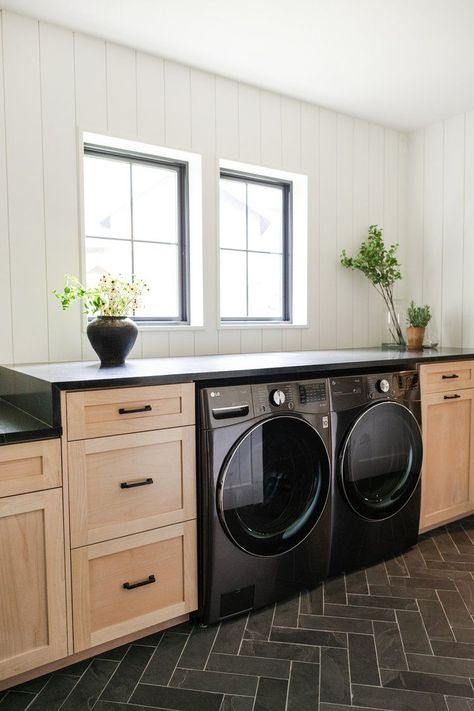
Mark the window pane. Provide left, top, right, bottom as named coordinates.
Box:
left=220, top=179, right=247, bottom=250
left=86, top=237, right=132, bottom=286
left=248, top=252, right=283, bottom=318
left=132, top=164, right=178, bottom=243
left=84, top=156, right=131, bottom=239
left=133, top=242, right=180, bottom=318
left=247, top=183, right=283, bottom=254
left=220, top=250, right=247, bottom=318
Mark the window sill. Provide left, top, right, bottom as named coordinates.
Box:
left=218, top=322, right=308, bottom=330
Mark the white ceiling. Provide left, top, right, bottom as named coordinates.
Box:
left=2, top=0, right=474, bottom=131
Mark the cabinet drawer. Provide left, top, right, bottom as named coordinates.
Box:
left=66, top=383, right=195, bottom=440
left=0, top=439, right=61, bottom=498
left=71, top=521, right=197, bottom=652
left=419, top=360, right=474, bottom=394
left=69, top=427, right=196, bottom=547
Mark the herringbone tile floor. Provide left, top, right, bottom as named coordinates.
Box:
left=4, top=518, right=474, bottom=710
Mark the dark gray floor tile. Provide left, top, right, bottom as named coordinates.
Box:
left=11, top=674, right=52, bottom=694
left=454, top=627, right=474, bottom=643
left=170, top=620, right=195, bottom=634
left=101, top=644, right=154, bottom=702
left=446, top=698, right=474, bottom=711
left=273, top=595, right=299, bottom=628
left=442, top=553, right=474, bottom=563
left=253, top=677, right=287, bottom=711
left=352, top=683, right=448, bottom=711
left=240, top=639, right=320, bottom=663
left=426, top=560, right=474, bottom=573
left=373, top=620, right=408, bottom=670
left=324, top=576, right=347, bottom=605
left=348, top=593, right=417, bottom=610
left=131, top=682, right=223, bottom=711
left=348, top=633, right=380, bottom=685
left=396, top=609, right=432, bottom=654
left=213, top=616, right=247, bottom=655
left=325, top=602, right=396, bottom=621
left=418, top=598, right=455, bottom=641
left=220, top=696, right=254, bottom=711
left=270, top=624, right=346, bottom=647
left=94, top=644, right=131, bottom=661
left=418, top=535, right=444, bottom=562
left=431, top=639, right=474, bottom=659
left=370, top=583, right=438, bottom=600
left=389, top=575, right=457, bottom=591
left=320, top=647, right=350, bottom=705
left=141, top=632, right=188, bottom=685
left=385, top=555, right=409, bottom=577
left=178, top=625, right=219, bottom=669
left=170, top=667, right=257, bottom=696
left=60, top=659, right=118, bottom=711
left=321, top=706, right=388, bottom=711
left=207, top=652, right=290, bottom=679
left=403, top=546, right=428, bottom=573
left=244, top=605, right=274, bottom=641
left=300, top=585, right=323, bottom=615
left=133, top=631, right=164, bottom=646
left=27, top=675, right=78, bottom=710
left=446, top=524, right=474, bottom=552
left=438, top=589, right=474, bottom=628
left=407, top=652, right=474, bottom=677
left=286, top=661, right=319, bottom=711
left=366, top=561, right=390, bottom=586
left=381, top=668, right=474, bottom=697
left=430, top=529, right=460, bottom=556
left=94, top=702, right=151, bottom=711
left=456, top=579, right=474, bottom=614
left=345, top=568, right=369, bottom=594
left=56, top=659, right=92, bottom=677
left=299, top=612, right=372, bottom=634
left=0, top=692, right=35, bottom=710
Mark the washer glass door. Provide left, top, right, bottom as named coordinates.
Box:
left=218, top=416, right=330, bottom=556
left=340, top=401, right=422, bottom=520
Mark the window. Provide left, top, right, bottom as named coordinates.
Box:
left=83, top=144, right=189, bottom=322
left=219, top=170, right=292, bottom=322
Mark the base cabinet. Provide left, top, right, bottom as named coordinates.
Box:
left=0, top=489, right=67, bottom=679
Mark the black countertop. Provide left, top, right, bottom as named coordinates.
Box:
left=1, top=346, right=474, bottom=445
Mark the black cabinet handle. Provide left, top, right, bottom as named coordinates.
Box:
left=120, top=477, right=154, bottom=489
left=444, top=394, right=461, bottom=399
left=442, top=374, right=459, bottom=379
left=118, top=405, right=152, bottom=415
left=123, top=574, right=156, bottom=590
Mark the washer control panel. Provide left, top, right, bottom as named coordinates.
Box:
left=252, top=379, right=328, bottom=415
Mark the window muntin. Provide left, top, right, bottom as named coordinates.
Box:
left=83, top=145, right=189, bottom=322
left=219, top=171, right=292, bottom=322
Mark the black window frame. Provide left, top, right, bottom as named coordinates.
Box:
left=219, top=168, right=293, bottom=323
left=83, top=143, right=190, bottom=324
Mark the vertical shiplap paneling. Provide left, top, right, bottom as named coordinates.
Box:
left=106, top=43, right=137, bottom=137
left=238, top=83, right=261, bottom=164
left=301, top=103, right=320, bottom=351
left=335, top=113, right=353, bottom=348
left=281, top=97, right=301, bottom=173
left=215, top=76, right=239, bottom=159
left=74, top=32, right=107, bottom=132
left=262, top=329, right=283, bottom=353
left=3, top=11, right=49, bottom=362
left=40, top=21, right=82, bottom=361
left=368, top=124, right=385, bottom=345
left=241, top=329, right=263, bottom=353
left=383, top=130, right=400, bottom=318
left=0, top=13, right=13, bottom=363
left=218, top=329, right=241, bottom=354
left=260, top=91, right=282, bottom=168
left=164, top=60, right=191, bottom=150
left=405, top=130, right=424, bottom=305
left=463, top=111, right=474, bottom=347
left=319, top=109, right=338, bottom=349
left=441, top=114, right=465, bottom=347
left=169, top=331, right=195, bottom=357
left=136, top=52, right=165, bottom=145
left=352, top=119, right=370, bottom=347
left=141, top=331, right=170, bottom=358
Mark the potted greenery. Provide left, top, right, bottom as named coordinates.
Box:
left=340, top=224, right=405, bottom=348
left=406, top=301, right=431, bottom=351
left=54, top=274, right=148, bottom=366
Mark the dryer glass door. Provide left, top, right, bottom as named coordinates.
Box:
left=340, top=401, right=422, bottom=520
left=217, top=415, right=330, bottom=556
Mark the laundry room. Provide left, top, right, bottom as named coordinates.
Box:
left=0, top=1, right=473, bottom=710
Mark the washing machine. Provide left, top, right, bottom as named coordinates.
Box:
left=328, top=370, right=423, bottom=576
left=198, top=379, right=331, bottom=624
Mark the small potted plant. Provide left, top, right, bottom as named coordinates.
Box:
left=406, top=300, right=431, bottom=351
left=54, top=273, right=148, bottom=366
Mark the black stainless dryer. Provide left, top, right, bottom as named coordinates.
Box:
left=198, top=379, right=331, bottom=624
left=328, top=371, right=423, bottom=576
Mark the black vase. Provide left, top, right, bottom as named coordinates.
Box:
left=87, top=316, right=138, bottom=367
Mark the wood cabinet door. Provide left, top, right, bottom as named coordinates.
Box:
left=0, top=439, right=61, bottom=498
left=420, top=388, right=474, bottom=531
left=0, top=489, right=67, bottom=680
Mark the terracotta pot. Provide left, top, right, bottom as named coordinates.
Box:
left=87, top=316, right=138, bottom=366
left=406, top=326, right=425, bottom=351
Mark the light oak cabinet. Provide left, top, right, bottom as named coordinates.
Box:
left=420, top=361, right=474, bottom=531
left=0, top=488, right=67, bottom=679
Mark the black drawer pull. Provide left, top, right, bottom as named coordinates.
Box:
left=442, top=374, right=459, bottom=379
left=120, top=477, right=154, bottom=489
left=118, top=405, right=152, bottom=415
left=123, top=574, right=156, bottom=590
left=444, top=394, right=461, bottom=399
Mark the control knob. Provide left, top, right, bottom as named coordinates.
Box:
left=270, top=389, right=286, bottom=406
left=377, top=378, right=390, bottom=394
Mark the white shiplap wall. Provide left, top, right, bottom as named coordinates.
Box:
left=0, top=10, right=408, bottom=364
left=407, top=111, right=474, bottom=348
